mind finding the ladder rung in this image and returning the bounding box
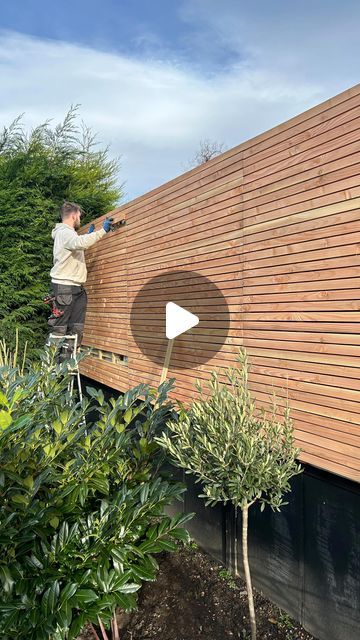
[49,334,79,340]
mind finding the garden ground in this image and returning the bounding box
[79,544,317,640]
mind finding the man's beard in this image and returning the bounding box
[74,220,81,230]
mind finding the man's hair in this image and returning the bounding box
[60,201,82,220]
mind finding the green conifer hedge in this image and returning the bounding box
[0,106,122,353]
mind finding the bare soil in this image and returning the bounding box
[79,545,317,640]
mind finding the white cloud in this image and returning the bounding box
[0,26,356,201]
[179,0,360,87]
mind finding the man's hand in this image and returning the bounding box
[88,224,95,234]
[103,218,112,233]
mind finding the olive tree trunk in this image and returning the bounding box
[242,503,256,640]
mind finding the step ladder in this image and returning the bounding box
[48,333,83,402]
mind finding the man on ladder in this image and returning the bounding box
[46,201,112,372]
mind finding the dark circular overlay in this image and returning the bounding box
[130,270,230,370]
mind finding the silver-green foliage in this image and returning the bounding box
[157,348,302,512]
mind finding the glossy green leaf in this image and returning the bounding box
[57,601,72,629]
[71,588,98,605]
[42,581,60,617]
[59,583,78,605]
[0,390,9,408]
[124,407,132,424]
[131,564,155,582]
[0,409,12,429]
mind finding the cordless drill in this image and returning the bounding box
[106,217,126,231]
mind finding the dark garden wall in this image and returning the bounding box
[184,466,360,640]
[82,375,360,640]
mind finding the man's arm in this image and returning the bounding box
[62,227,106,251]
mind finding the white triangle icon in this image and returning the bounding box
[166,302,199,340]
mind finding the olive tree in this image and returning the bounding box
[156,348,302,640]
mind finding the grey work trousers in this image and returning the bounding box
[47,283,88,348]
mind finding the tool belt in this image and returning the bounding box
[43,293,64,319]
[43,284,84,319]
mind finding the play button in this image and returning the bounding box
[130,269,230,370]
[166,302,199,340]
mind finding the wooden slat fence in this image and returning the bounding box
[80,83,360,483]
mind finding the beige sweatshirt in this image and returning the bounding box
[50,223,106,286]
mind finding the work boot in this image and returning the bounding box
[58,342,74,363]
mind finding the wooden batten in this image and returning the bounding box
[80,83,360,484]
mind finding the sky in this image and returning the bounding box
[0,0,359,202]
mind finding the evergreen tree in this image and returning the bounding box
[0,106,122,352]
